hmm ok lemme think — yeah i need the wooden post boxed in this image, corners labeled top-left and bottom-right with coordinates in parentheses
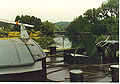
top-left (50, 46), bottom-right (56, 62)
top-left (50, 46), bottom-right (56, 55)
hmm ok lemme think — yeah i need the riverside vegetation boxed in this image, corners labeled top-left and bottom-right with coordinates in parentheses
top-left (0, 0), bottom-right (118, 49)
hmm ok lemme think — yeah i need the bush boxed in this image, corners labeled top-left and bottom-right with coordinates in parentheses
top-left (32, 35), bottom-right (55, 49)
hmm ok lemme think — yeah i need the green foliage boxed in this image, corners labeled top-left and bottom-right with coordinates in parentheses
top-left (14, 15), bottom-right (55, 37)
top-left (91, 24), bottom-right (107, 36)
top-left (0, 22), bottom-right (12, 30)
top-left (0, 28), bottom-right (8, 37)
top-left (0, 28), bottom-right (5, 35)
top-left (54, 21), bottom-right (70, 26)
top-left (66, 16), bottom-right (91, 34)
top-left (54, 22), bottom-right (70, 33)
top-left (32, 35), bottom-right (55, 49)
top-left (13, 15), bottom-right (55, 48)
top-left (66, 0), bottom-right (119, 48)
top-left (54, 25), bottom-right (63, 32)
top-left (84, 8), bottom-right (101, 24)
top-left (101, 0), bottom-right (119, 18)
top-left (65, 16), bottom-right (92, 47)
top-left (95, 35), bottom-right (109, 43)
top-left (14, 15), bottom-right (56, 49)
top-left (101, 17), bottom-right (119, 36)
top-left (40, 21), bottom-right (55, 38)
top-left (13, 15), bottom-right (42, 31)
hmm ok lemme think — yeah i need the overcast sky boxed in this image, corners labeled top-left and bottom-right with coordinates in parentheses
top-left (0, 0), bottom-right (107, 23)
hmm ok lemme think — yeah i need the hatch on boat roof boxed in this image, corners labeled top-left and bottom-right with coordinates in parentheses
top-left (0, 39), bottom-right (34, 68)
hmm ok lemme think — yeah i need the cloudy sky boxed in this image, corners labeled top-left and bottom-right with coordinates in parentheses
top-left (0, 0), bottom-right (107, 22)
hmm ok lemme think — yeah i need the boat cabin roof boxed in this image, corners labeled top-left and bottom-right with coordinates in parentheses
top-left (0, 39), bottom-right (46, 68)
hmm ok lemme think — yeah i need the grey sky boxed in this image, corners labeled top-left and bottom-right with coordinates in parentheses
top-left (0, 0), bottom-right (107, 22)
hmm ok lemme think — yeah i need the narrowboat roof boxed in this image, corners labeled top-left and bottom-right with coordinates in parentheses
top-left (0, 39), bottom-right (46, 68)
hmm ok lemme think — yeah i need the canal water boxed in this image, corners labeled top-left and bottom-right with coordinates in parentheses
top-left (53, 37), bottom-right (72, 49)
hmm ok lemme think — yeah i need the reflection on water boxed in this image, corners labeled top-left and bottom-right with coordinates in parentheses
top-left (46, 57), bottom-right (63, 63)
top-left (54, 37), bottom-right (72, 49)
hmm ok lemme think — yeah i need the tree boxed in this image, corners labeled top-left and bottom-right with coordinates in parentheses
top-left (40, 21), bottom-right (55, 38)
top-left (96, 35), bottom-right (110, 43)
top-left (100, 0), bottom-right (119, 18)
top-left (0, 22), bottom-right (12, 30)
top-left (84, 8), bottom-right (101, 24)
top-left (91, 24), bottom-right (107, 36)
top-left (0, 28), bottom-right (7, 37)
top-left (0, 28), bottom-right (4, 35)
top-left (66, 16), bottom-right (92, 47)
top-left (15, 15), bottom-right (20, 22)
top-left (32, 35), bottom-right (55, 49)
top-left (13, 15), bottom-right (42, 31)
top-left (66, 16), bottom-right (91, 34)
top-left (66, 0), bottom-right (119, 47)
top-left (0, 22), bottom-right (11, 37)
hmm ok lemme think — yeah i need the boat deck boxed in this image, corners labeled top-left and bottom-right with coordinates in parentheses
top-left (46, 53), bottom-right (118, 82)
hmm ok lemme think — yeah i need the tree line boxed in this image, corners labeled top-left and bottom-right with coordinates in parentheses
top-left (0, 0), bottom-right (118, 49)
top-left (0, 15), bottom-right (56, 48)
top-left (66, 0), bottom-right (119, 47)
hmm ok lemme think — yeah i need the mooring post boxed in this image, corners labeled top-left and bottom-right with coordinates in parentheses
top-left (70, 69), bottom-right (83, 82)
top-left (49, 46), bottom-right (56, 62)
top-left (50, 46), bottom-right (56, 55)
top-left (110, 65), bottom-right (119, 82)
